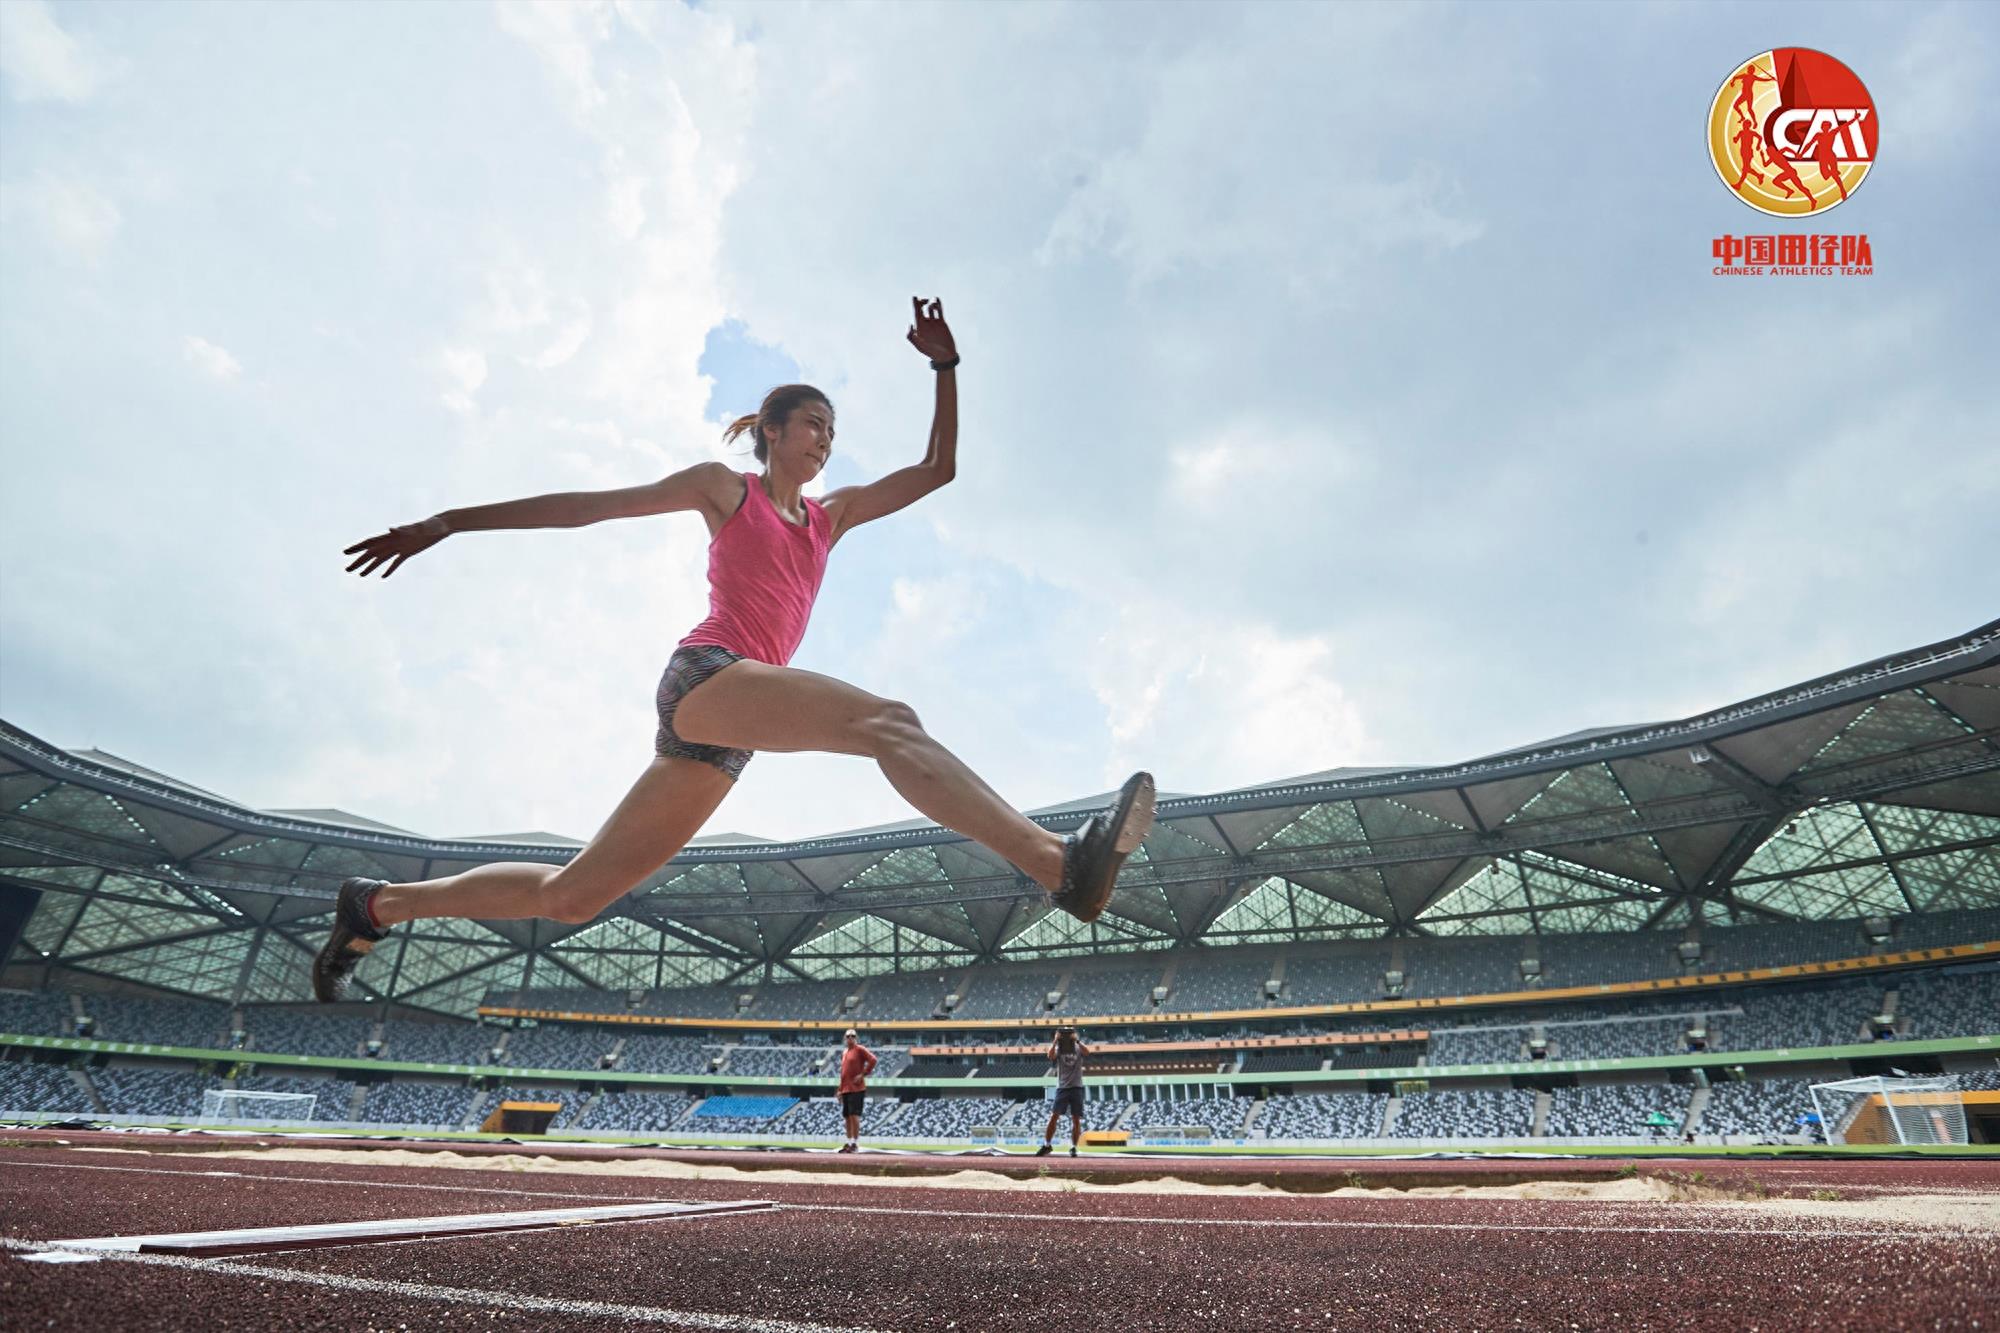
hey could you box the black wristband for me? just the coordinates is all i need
[930,356,961,372]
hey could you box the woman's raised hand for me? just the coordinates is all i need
[905,296,957,363]
[343,516,449,579]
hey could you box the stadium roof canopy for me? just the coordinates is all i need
[3,619,1997,1017]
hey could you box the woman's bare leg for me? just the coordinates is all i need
[370,756,737,927]
[673,659,1067,890]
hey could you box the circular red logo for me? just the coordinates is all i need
[1708,49,1877,216]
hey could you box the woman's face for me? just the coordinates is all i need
[766,399,835,478]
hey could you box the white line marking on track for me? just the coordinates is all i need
[55,1199,772,1256]
[0,1158,656,1203]
[0,1236,888,1333]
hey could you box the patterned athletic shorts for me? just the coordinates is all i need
[654,644,752,779]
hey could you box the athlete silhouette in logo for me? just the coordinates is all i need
[1762,132,1817,209]
[1727,62,1776,127]
[1802,118,1852,204]
[1731,114,1768,191]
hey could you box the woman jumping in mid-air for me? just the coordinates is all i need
[314,298,1155,1001]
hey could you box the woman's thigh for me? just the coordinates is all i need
[551,755,739,909]
[672,658,893,756]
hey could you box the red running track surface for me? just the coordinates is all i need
[0,1141,1994,1331]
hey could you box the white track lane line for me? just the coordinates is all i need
[2,1157,1986,1241]
[0,1236,887,1333]
[54,1199,773,1256]
[0,1157,658,1203]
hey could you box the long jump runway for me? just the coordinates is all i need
[1,1142,1994,1331]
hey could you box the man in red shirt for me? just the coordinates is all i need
[837,1029,876,1153]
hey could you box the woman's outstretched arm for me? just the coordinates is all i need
[343,460,738,578]
[823,296,959,546]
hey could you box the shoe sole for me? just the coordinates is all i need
[1065,772,1157,923]
[1111,771,1156,855]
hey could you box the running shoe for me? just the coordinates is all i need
[1035,1143,1053,1156]
[1069,1147,1078,1158]
[838,1143,857,1154]
[312,877,389,1003]
[1050,771,1155,923]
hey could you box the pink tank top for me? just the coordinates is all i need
[678,472,832,666]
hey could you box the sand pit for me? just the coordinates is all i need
[167,1145,2000,1231]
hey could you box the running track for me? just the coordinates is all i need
[1,1138,1994,1331]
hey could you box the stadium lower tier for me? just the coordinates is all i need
[7,960,1996,1073]
[5,1058,1991,1144]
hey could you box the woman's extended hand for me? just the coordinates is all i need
[906,296,956,363]
[343,516,449,578]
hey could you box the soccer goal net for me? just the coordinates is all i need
[1808,1075,1965,1146]
[200,1089,316,1125]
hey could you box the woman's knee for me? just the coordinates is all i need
[542,871,624,926]
[856,698,926,757]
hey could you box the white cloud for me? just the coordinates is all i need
[180,335,242,382]
[0,0,122,104]
[1084,597,1371,793]
[437,345,488,414]
[12,171,120,259]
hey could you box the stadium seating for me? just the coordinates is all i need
[748,980,860,1020]
[571,1090,695,1133]
[1708,980,1879,1050]
[683,1094,800,1135]
[355,1080,482,1128]
[633,985,745,1018]
[500,1024,619,1071]
[1058,965,1164,1016]
[1168,956,1274,1011]
[1390,1088,1535,1138]
[1400,937,1525,999]
[1894,966,2000,1038]
[1282,946,1392,1004]
[616,1033,714,1075]
[0,1061,91,1113]
[723,1045,826,1077]
[244,1008,373,1057]
[0,988,72,1037]
[1543,1082,1691,1137]
[1534,932,1681,987]
[894,1097,1025,1137]
[233,1073,361,1120]
[1699,1078,1815,1138]
[1257,1092,1387,1139]
[1428,1026,1527,1065]
[380,1019,497,1066]
[1129,1096,1252,1135]
[1240,1048,1331,1074]
[90,1066,208,1118]
[952,971,1058,1020]
[1549,1019,1688,1061]
[83,993,231,1049]
[851,973,948,1021]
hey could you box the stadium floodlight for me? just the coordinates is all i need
[1808,1076,1966,1146]
[202,1089,315,1125]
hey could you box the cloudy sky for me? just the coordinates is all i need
[2,1,1994,845]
